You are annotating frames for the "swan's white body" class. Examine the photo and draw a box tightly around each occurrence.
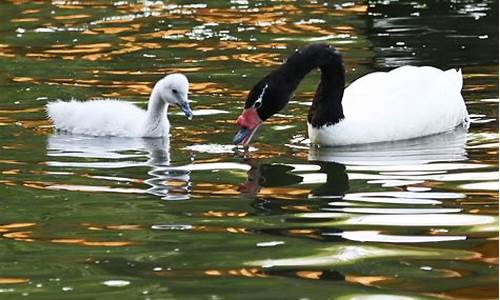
[46,74,191,138]
[308,66,469,146]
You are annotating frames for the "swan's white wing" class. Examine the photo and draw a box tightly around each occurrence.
[310,66,468,146]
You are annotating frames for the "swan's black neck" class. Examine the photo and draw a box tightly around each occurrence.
[244,43,345,127]
[307,62,345,128]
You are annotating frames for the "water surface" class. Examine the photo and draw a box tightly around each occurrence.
[0,0,498,299]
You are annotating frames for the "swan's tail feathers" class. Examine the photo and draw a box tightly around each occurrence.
[46,100,77,131]
[462,108,470,130]
[46,100,65,120]
[444,68,463,92]
[46,101,58,120]
[46,101,62,131]
[463,118,470,129]
[457,68,463,91]
[456,68,468,130]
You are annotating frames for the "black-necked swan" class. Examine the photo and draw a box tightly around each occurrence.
[46,74,193,138]
[233,43,469,146]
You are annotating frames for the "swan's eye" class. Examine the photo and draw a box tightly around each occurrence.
[172,89,178,94]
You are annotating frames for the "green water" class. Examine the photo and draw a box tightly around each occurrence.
[0,0,498,299]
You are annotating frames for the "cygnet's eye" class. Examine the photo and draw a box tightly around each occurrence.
[172,89,178,94]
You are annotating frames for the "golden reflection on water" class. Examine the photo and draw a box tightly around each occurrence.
[258,187,310,199]
[50,2,105,10]
[1,222,134,247]
[3,231,34,242]
[345,275,392,287]
[105,224,143,231]
[135,29,188,40]
[51,239,131,247]
[80,223,145,232]
[100,68,200,75]
[52,14,91,21]
[281,205,312,212]
[0,223,36,232]
[295,271,322,280]
[45,183,145,194]
[21,8,41,14]
[0,180,16,186]
[11,76,34,83]
[16,119,52,130]
[202,211,248,218]
[0,107,43,114]
[192,7,287,26]
[192,183,240,196]
[0,277,30,284]
[0,1,497,298]
[218,41,288,51]
[286,229,320,240]
[11,75,226,98]
[472,239,499,265]
[0,160,23,165]
[203,268,266,278]
[0,168,320,200]
[95,28,144,40]
[463,83,499,92]
[0,44,15,58]
[194,225,249,234]
[2,169,20,175]
[0,117,13,126]
[152,224,250,235]
[206,52,282,67]
[428,285,499,300]
[4,0,366,69]
[190,82,226,95]
[45,43,112,55]
[10,17,39,23]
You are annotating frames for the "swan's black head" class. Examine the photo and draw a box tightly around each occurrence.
[233,72,296,145]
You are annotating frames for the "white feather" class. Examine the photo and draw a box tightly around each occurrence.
[46,74,190,138]
[308,66,469,146]
[47,99,154,137]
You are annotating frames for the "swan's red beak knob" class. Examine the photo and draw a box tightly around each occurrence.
[233,108,262,145]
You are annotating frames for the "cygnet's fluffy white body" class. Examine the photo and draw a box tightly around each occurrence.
[47,99,162,137]
[47,74,192,138]
[308,66,469,146]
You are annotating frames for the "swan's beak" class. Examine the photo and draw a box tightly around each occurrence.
[233,125,260,145]
[233,107,262,145]
[177,101,193,120]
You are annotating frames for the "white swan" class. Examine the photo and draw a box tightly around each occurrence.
[233,43,469,146]
[47,74,193,138]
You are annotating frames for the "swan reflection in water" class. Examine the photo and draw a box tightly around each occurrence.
[241,127,468,197]
[238,128,479,243]
[308,126,468,165]
[46,134,191,200]
[239,158,349,199]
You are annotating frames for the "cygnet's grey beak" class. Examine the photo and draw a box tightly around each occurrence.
[177,101,193,120]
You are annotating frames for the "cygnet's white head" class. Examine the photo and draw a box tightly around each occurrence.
[155,73,193,119]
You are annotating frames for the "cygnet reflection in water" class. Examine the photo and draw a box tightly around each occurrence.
[46,134,191,200]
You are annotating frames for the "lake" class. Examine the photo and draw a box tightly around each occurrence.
[0,0,498,299]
